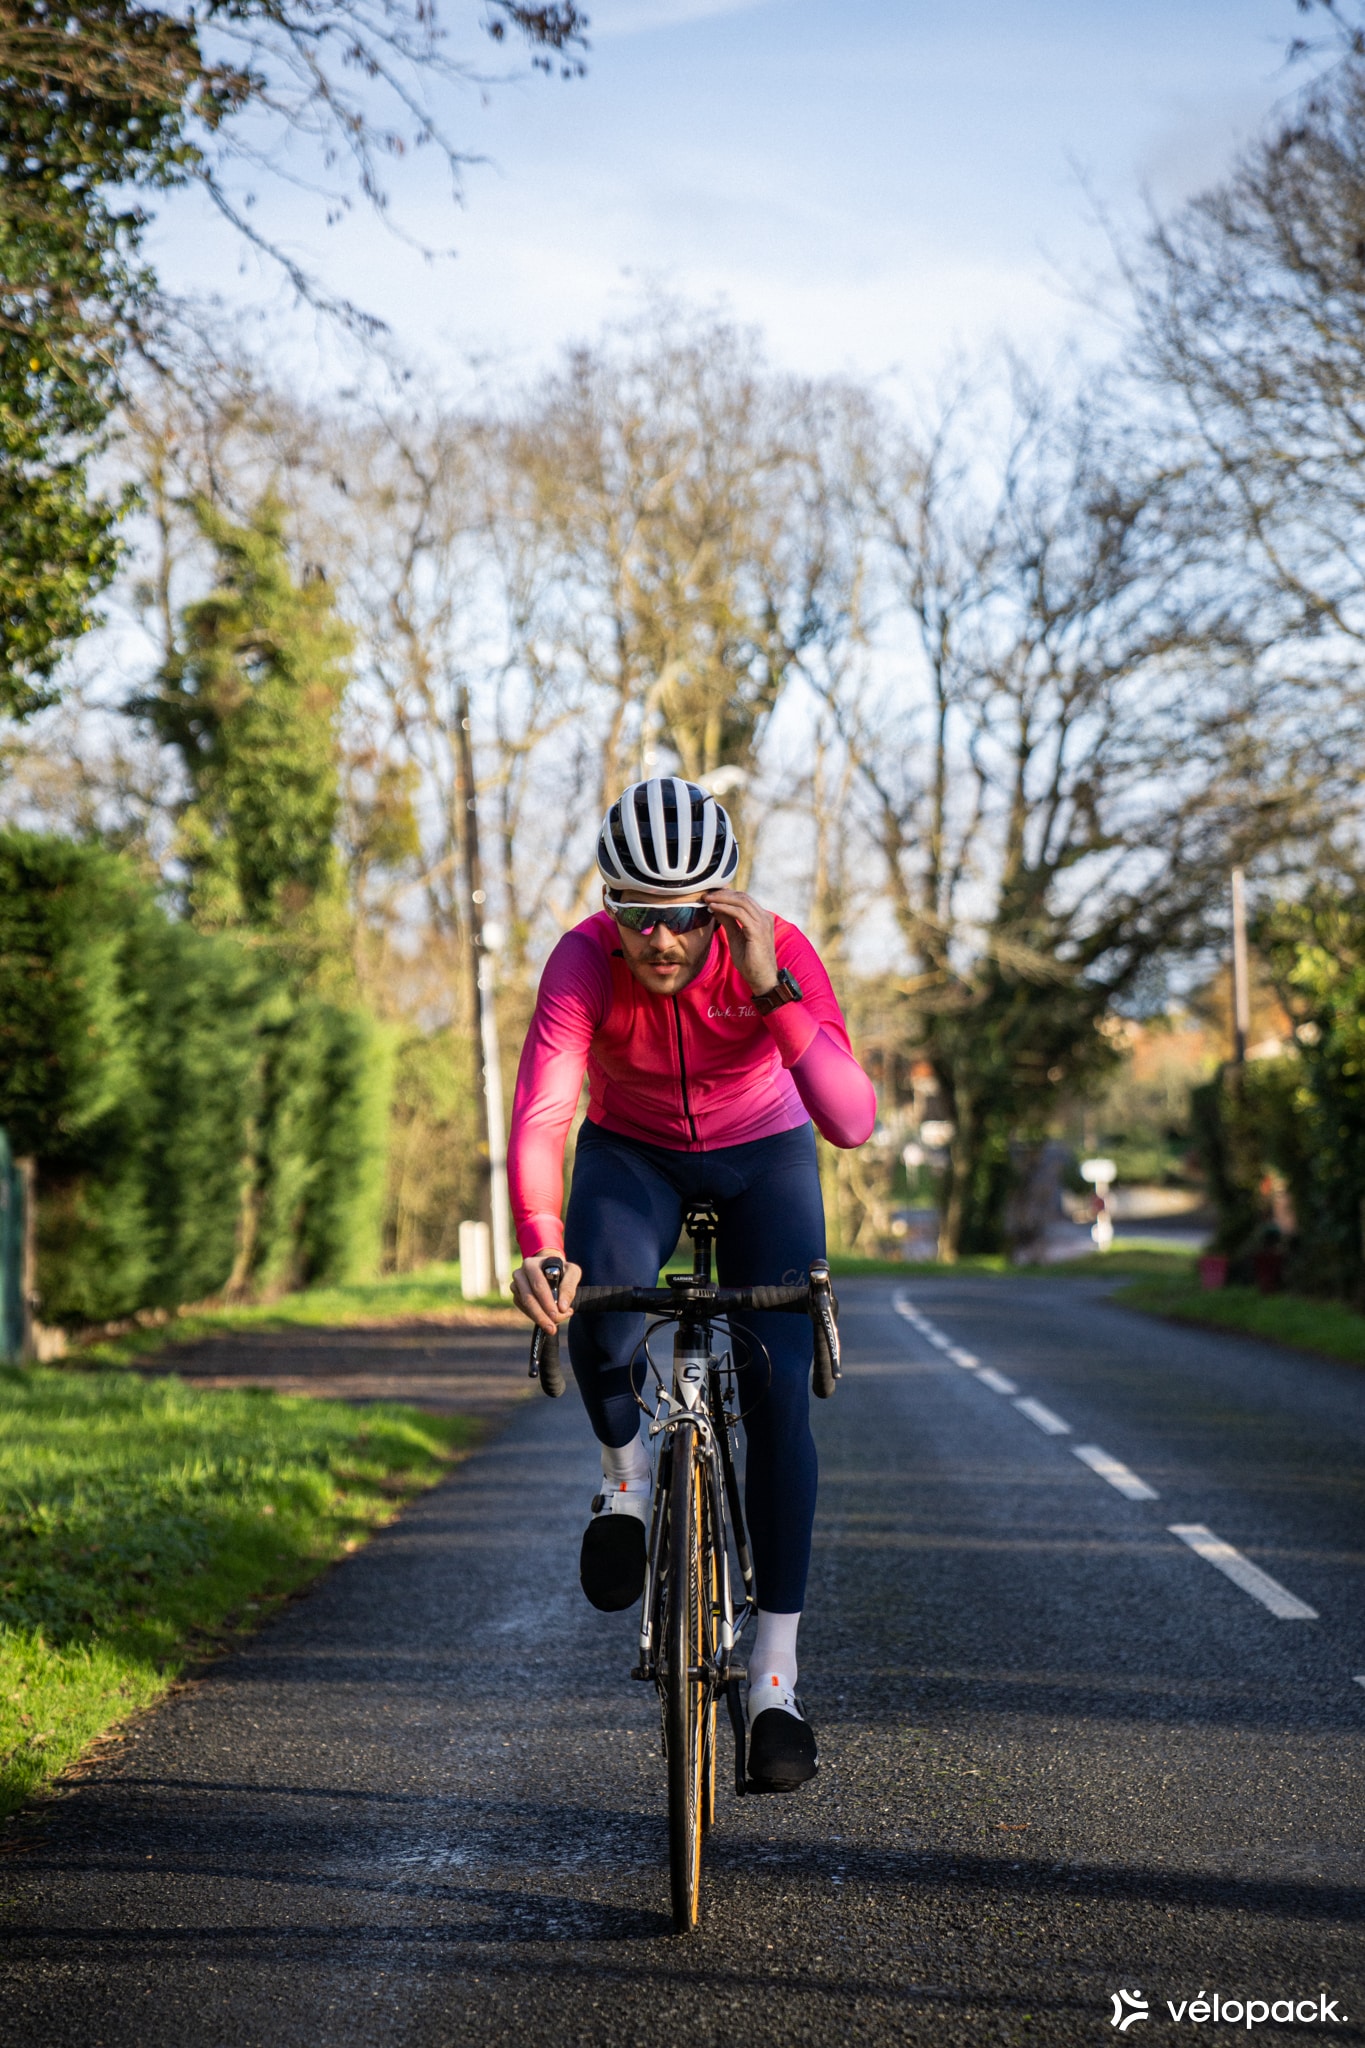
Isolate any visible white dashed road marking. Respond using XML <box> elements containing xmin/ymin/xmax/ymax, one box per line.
<box><xmin>890</xmin><ymin>1290</ymin><xmax>1340</xmax><ymax>1642</ymax></box>
<box><xmin>1072</xmin><ymin>1444</ymin><xmax>1159</xmax><ymax>1501</ymax></box>
<box><xmin>1355</xmin><ymin>1676</ymin><xmax>1365</xmax><ymax>1690</ymax></box>
<box><xmin>1013</xmin><ymin>1395</ymin><xmax>1071</xmax><ymax>1436</ymax></box>
<box><xmin>1168</xmin><ymin>1524</ymin><xmax>1319</xmax><ymax>1621</ymax></box>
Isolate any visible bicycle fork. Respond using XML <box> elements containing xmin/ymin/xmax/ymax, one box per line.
<box><xmin>635</xmin><ymin>1310</ymin><xmax>710</xmax><ymax>1680</ymax></box>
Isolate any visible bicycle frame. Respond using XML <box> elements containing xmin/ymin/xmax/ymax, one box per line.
<box><xmin>631</xmin><ymin>1205</ymin><xmax>754</xmax><ymax>1797</ymax></box>
<box><xmin>526</xmin><ymin>1209</ymin><xmax>839</xmax><ymax>1820</ymax></box>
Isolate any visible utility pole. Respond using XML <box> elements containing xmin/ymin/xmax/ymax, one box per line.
<box><xmin>454</xmin><ymin>682</ymin><xmax>513</xmax><ymax>1292</ymax></box>
<box><xmin>1231</xmin><ymin>866</ymin><xmax>1251</xmax><ymax>1066</ymax></box>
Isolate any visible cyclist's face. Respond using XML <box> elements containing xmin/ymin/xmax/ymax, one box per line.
<box><xmin>611</xmin><ymin>888</ymin><xmax>716</xmax><ymax>996</ymax></box>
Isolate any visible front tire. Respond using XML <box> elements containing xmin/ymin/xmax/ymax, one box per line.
<box><xmin>664</xmin><ymin>1428</ymin><xmax>709</xmax><ymax>1932</ymax></box>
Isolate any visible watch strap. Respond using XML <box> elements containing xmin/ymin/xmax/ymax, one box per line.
<box><xmin>754</xmin><ymin>967</ymin><xmax>803</xmax><ymax>1015</ymax></box>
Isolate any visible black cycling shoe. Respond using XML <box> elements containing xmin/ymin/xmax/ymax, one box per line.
<box><xmin>579</xmin><ymin>1495</ymin><xmax>647</xmax><ymax>1611</ymax></box>
<box><xmin>747</xmin><ymin>1700</ymin><xmax>819</xmax><ymax>1792</ymax></box>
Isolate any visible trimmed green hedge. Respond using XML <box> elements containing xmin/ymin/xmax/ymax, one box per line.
<box><xmin>0</xmin><ymin>831</ymin><xmax>391</xmax><ymax>1323</ymax></box>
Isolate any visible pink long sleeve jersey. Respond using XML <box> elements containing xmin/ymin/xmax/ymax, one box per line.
<box><xmin>508</xmin><ymin>911</ymin><xmax>877</xmax><ymax>1257</ymax></box>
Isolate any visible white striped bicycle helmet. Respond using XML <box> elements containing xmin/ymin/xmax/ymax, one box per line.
<box><xmin>596</xmin><ymin>777</ymin><xmax>739</xmax><ymax>900</ymax></box>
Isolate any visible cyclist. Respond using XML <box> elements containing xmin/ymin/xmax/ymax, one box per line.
<box><xmin>509</xmin><ymin>776</ymin><xmax>875</xmax><ymax>1792</ymax></box>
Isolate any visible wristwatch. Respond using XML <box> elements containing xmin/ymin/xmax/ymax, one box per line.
<box><xmin>754</xmin><ymin>967</ymin><xmax>803</xmax><ymax>1015</ymax></box>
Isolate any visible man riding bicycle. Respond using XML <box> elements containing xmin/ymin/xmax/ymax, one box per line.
<box><xmin>509</xmin><ymin>776</ymin><xmax>875</xmax><ymax>1792</ymax></box>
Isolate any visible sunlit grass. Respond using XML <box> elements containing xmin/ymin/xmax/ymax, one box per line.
<box><xmin>0</xmin><ymin>1366</ymin><xmax>472</xmax><ymax>1817</ymax></box>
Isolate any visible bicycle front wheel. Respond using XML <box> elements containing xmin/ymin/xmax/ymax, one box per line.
<box><xmin>664</xmin><ymin>1427</ymin><xmax>711</xmax><ymax>1932</ymax></box>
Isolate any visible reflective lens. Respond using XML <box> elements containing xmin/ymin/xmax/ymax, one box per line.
<box><xmin>606</xmin><ymin>894</ymin><xmax>714</xmax><ymax>935</ymax></box>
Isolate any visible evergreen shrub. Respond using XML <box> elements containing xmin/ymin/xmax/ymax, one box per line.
<box><xmin>0</xmin><ymin>830</ymin><xmax>391</xmax><ymax>1323</ymax></box>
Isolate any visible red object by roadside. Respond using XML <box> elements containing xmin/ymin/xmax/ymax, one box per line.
<box><xmin>1199</xmin><ymin>1255</ymin><xmax>1228</xmax><ymax>1291</ymax></box>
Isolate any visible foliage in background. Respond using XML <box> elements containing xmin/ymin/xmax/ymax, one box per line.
<box><xmin>0</xmin><ymin>0</ymin><xmax>585</xmax><ymax>715</ymax></box>
<box><xmin>1188</xmin><ymin>1062</ymin><xmax>1298</xmax><ymax>1264</ymax></box>
<box><xmin>0</xmin><ymin>1364</ymin><xmax>470</xmax><ymax>1816</ymax></box>
<box><xmin>0</xmin><ymin>830</ymin><xmax>392</xmax><ymax>1322</ymax></box>
<box><xmin>0</xmin><ymin>1</ymin><xmax>202</xmax><ymax>716</ymax></box>
<box><xmin>384</xmin><ymin>1028</ymin><xmax>484</xmax><ymax>1271</ymax></box>
<box><xmin>1190</xmin><ymin>889</ymin><xmax>1365</xmax><ymax>1301</ymax></box>
<box><xmin>1261</xmin><ymin>888</ymin><xmax>1365</xmax><ymax>1299</ymax></box>
<box><xmin>1077</xmin><ymin>1012</ymin><xmax>1218</xmax><ymax>1186</ymax></box>
<box><xmin>133</xmin><ymin>497</ymin><xmax>352</xmax><ymax>958</ymax></box>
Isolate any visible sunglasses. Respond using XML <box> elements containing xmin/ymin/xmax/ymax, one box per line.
<box><xmin>605</xmin><ymin>892</ymin><xmax>716</xmax><ymax>935</ymax></box>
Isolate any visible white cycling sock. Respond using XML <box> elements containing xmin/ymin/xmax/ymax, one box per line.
<box><xmin>748</xmin><ymin>1609</ymin><xmax>800</xmax><ymax>1720</ymax></box>
<box><xmin>600</xmin><ymin>1435</ymin><xmax>650</xmax><ymax>1488</ymax></box>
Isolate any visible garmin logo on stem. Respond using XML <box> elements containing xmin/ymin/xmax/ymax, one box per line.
<box><xmin>1108</xmin><ymin>1989</ymin><xmax>1349</xmax><ymax>2029</ymax></box>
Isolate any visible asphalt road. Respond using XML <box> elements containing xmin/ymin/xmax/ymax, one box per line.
<box><xmin>2</xmin><ymin>1277</ymin><xmax>1363</xmax><ymax>2046</ymax></box>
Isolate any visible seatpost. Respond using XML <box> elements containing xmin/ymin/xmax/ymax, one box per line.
<box><xmin>685</xmin><ymin>1202</ymin><xmax>717</xmax><ymax>1284</ymax></box>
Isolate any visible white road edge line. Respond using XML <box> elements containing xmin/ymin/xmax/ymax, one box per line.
<box><xmin>976</xmin><ymin>1366</ymin><xmax>1018</xmax><ymax>1396</ymax></box>
<box><xmin>1072</xmin><ymin>1444</ymin><xmax>1159</xmax><ymax>1501</ymax></box>
<box><xmin>1168</xmin><ymin>1524</ymin><xmax>1319</xmax><ymax>1621</ymax></box>
<box><xmin>1014</xmin><ymin>1395</ymin><xmax>1071</xmax><ymax>1436</ymax></box>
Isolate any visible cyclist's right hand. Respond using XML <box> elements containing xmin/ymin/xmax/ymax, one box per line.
<box><xmin>511</xmin><ymin>1253</ymin><xmax>582</xmax><ymax>1336</ymax></box>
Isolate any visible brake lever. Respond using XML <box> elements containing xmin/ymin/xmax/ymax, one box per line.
<box><xmin>808</xmin><ymin>1257</ymin><xmax>841</xmax><ymax>1398</ymax></box>
<box><xmin>528</xmin><ymin>1256</ymin><xmax>566</xmax><ymax>1396</ymax></box>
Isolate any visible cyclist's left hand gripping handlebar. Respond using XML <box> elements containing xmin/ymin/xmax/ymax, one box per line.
<box><xmin>528</xmin><ymin>1257</ymin><xmax>566</xmax><ymax>1397</ymax></box>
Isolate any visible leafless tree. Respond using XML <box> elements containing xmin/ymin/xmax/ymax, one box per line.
<box><xmin>819</xmin><ymin>371</ymin><xmax>1302</xmax><ymax>1256</ymax></box>
<box><xmin>1131</xmin><ymin>49</ymin><xmax>1365</xmax><ymax>802</ymax></box>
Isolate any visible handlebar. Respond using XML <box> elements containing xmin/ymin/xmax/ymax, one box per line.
<box><xmin>570</xmin><ymin>1281</ymin><xmax>814</xmax><ymax>1313</ymax></box>
<box><xmin>527</xmin><ymin>1261</ymin><xmax>840</xmax><ymax>1399</ymax></box>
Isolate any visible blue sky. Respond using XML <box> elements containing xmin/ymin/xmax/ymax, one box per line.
<box><xmin>150</xmin><ymin>0</ymin><xmax>1310</xmax><ymax>391</ymax></box>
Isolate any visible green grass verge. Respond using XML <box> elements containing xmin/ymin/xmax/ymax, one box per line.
<box><xmin>0</xmin><ymin>1366</ymin><xmax>472</xmax><ymax>1818</ymax></box>
<box><xmin>1031</xmin><ymin>1246</ymin><xmax>1196</xmax><ymax>1279</ymax></box>
<box><xmin>76</xmin><ymin>1260</ymin><xmax>513</xmax><ymax>1371</ymax></box>
<box><xmin>1114</xmin><ymin>1277</ymin><xmax>1365</xmax><ymax>1366</ymax></box>
<box><xmin>827</xmin><ymin>1244</ymin><xmax>1196</xmax><ymax>1280</ymax></box>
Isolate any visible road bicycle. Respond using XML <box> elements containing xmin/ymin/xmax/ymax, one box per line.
<box><xmin>527</xmin><ymin>1202</ymin><xmax>840</xmax><ymax>1934</ymax></box>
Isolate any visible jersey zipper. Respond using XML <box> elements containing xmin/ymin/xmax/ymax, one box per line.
<box><xmin>671</xmin><ymin>996</ymin><xmax>700</xmax><ymax>1146</ymax></box>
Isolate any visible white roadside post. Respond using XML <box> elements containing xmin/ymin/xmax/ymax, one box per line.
<box><xmin>458</xmin><ymin>1219</ymin><xmax>493</xmax><ymax>1301</ymax></box>
<box><xmin>1080</xmin><ymin>1156</ymin><xmax>1117</xmax><ymax>1252</ymax></box>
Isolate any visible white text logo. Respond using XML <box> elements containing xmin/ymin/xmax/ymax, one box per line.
<box><xmin>1165</xmin><ymin>1995</ymin><xmax>1346</xmax><ymax>2028</ymax></box>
